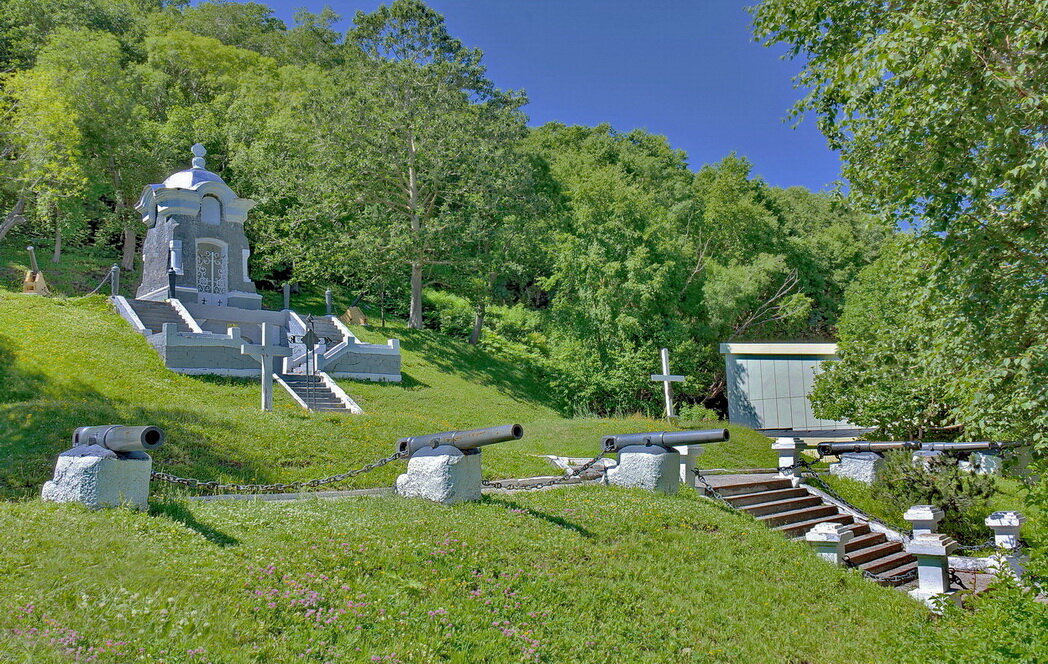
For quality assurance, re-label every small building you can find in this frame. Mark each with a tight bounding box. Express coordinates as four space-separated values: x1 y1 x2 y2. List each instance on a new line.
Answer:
719 342 851 432
112 144 402 411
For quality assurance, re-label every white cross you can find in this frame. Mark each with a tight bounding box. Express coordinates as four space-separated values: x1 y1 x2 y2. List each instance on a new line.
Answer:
651 347 685 419
240 322 292 411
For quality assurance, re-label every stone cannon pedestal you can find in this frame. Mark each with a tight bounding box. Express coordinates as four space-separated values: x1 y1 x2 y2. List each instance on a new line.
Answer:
605 445 680 494
829 452 884 484
42 445 153 510
395 446 482 505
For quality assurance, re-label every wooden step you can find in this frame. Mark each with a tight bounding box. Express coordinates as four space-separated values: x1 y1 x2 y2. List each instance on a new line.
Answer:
859 550 915 575
870 561 917 587
724 487 809 507
713 478 793 497
844 523 872 538
775 513 854 539
844 541 903 566
757 504 839 528
845 531 887 553
737 495 823 518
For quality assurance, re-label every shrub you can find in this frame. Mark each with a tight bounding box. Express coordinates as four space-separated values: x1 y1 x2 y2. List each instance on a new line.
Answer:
678 403 719 424
871 450 997 542
422 289 474 339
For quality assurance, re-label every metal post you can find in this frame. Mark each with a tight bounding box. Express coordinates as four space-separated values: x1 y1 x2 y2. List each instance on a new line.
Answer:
282 283 291 310
110 264 120 296
260 323 274 411
325 289 333 315
26 246 39 274
661 348 674 418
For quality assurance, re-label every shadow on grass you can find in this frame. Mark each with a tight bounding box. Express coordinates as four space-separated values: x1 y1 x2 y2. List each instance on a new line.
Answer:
485 496 593 538
150 500 240 547
394 327 559 411
0 381 290 500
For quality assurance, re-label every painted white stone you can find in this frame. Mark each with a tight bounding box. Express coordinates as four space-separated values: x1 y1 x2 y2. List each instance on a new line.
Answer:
806 522 854 565
673 444 704 485
395 446 481 505
911 450 942 469
904 505 944 536
829 452 884 484
985 511 1025 550
960 451 1003 475
606 446 680 494
772 437 805 485
41 450 152 510
906 532 958 608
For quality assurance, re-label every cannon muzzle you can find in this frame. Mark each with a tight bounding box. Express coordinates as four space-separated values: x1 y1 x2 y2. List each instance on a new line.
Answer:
602 428 729 453
73 425 165 453
397 424 524 457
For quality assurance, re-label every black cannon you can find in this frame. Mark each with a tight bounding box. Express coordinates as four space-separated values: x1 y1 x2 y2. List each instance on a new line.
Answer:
397 424 524 457
73 425 165 453
817 440 1023 456
602 428 729 453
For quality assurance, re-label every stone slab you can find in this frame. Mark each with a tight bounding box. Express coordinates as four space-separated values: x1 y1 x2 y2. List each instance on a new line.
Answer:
605 446 680 494
42 452 152 510
395 446 482 505
829 452 884 484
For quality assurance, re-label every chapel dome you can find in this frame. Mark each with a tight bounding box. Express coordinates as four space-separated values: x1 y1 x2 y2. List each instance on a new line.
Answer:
161 143 225 190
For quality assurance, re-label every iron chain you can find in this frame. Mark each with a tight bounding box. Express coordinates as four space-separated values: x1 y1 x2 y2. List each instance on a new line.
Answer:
150 450 407 494
693 468 727 503
481 452 608 492
81 270 113 296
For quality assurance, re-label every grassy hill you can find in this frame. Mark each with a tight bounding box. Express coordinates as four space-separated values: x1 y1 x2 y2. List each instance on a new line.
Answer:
0 292 776 498
1 246 1040 663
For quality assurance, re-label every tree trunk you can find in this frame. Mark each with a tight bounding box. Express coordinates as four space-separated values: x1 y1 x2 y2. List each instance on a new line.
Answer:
0 197 28 242
121 225 136 271
409 261 423 329
406 132 424 329
469 300 485 345
52 222 61 263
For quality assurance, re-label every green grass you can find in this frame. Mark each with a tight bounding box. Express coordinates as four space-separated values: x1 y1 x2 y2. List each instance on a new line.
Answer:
0 487 934 664
0 289 774 499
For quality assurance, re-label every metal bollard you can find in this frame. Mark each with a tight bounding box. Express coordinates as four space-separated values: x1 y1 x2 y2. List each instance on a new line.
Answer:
110 264 120 296
282 283 291 310
325 289 333 315
395 425 524 504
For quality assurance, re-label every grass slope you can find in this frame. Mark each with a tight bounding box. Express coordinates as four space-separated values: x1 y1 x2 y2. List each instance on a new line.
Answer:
0 487 933 663
0 292 773 498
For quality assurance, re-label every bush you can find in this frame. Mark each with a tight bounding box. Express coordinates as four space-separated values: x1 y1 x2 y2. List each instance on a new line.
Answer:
678 403 719 424
871 450 997 542
422 289 474 339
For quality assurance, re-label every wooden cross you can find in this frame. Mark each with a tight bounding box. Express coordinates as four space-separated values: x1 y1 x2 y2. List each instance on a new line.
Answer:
651 347 685 419
240 322 292 411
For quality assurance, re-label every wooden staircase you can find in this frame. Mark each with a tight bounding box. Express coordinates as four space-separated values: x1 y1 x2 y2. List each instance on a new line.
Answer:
711 477 917 586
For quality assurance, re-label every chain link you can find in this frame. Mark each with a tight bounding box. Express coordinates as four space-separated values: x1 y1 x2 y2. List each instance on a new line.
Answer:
692 468 727 503
150 451 406 494
481 452 608 492
81 270 114 297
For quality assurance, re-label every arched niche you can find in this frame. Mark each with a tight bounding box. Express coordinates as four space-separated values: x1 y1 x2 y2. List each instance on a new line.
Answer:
200 195 223 225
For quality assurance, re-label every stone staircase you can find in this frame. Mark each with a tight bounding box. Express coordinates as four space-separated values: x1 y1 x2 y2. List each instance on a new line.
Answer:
311 317 344 346
711 476 917 586
275 373 354 412
127 299 192 334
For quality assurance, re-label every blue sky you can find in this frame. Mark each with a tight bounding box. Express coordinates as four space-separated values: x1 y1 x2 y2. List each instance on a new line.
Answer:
235 0 842 191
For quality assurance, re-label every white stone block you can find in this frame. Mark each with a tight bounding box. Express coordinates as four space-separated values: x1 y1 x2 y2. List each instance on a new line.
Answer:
904 505 944 536
968 451 1003 475
772 437 805 485
606 446 680 494
395 446 482 505
985 510 1025 550
906 532 957 608
806 522 854 565
829 452 884 484
673 444 704 485
41 450 152 510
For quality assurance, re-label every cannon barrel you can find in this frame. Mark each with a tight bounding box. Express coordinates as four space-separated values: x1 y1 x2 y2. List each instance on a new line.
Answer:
73 425 165 453
817 440 1023 456
397 424 524 457
602 428 730 453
